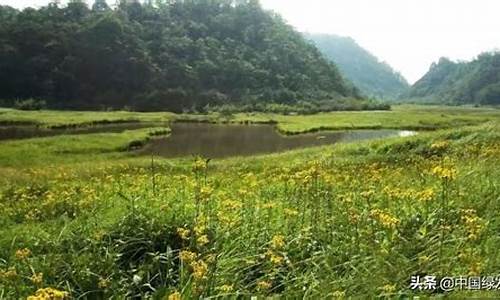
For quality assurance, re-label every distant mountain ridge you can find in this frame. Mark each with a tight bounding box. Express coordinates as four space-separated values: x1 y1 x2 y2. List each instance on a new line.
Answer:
404 52 500 105
305 33 409 100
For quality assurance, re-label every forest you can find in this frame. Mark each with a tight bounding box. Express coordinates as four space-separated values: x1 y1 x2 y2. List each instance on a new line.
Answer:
404 52 500 105
0 0 370 112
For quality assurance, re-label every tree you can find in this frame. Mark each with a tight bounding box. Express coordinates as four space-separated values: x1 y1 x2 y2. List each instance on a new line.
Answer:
65 0 90 20
92 0 110 12
0 0 364 111
405 51 500 104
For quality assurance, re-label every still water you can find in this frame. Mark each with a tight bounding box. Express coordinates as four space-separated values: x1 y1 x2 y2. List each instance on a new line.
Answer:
142 123 414 158
0 122 164 141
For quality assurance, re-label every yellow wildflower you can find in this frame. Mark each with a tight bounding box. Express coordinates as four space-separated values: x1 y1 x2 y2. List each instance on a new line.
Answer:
417 188 435 202
190 260 208 280
27 287 69 300
261 202 277 209
431 165 457 181
0 267 17 280
267 250 284 265
461 209 485 240
332 290 346 298
194 223 206 236
30 272 43 285
256 280 272 290
284 208 299 217
238 188 250 197
194 215 208 235
430 141 450 151
348 209 360 224
418 255 431 265
270 235 285 249
196 235 209 247
370 209 400 229
222 199 242 210
469 261 483 276
176 228 191 240
380 284 396 294
205 254 216 264
98 277 110 289
167 291 181 300
15 248 31 260
179 250 197 263
192 157 209 173
199 186 213 201
216 284 234 293
360 189 375 199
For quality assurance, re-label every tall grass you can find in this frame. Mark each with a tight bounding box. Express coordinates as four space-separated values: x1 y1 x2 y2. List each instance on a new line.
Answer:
0 122 499 298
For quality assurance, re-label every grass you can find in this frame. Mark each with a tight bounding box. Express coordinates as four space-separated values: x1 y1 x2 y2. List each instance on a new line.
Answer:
1 104 499 133
0 108 174 127
233 105 500 134
0 127 169 168
0 106 499 298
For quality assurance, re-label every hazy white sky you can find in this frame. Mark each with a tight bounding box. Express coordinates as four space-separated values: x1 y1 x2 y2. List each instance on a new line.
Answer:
2 0 500 83
260 0 500 83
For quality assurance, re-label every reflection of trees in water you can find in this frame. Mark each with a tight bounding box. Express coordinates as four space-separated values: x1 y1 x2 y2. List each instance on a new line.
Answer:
0 123 156 141
146 123 403 158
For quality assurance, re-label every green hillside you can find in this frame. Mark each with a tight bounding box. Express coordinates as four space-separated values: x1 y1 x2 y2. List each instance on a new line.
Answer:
305 33 409 100
0 0 363 112
405 52 500 105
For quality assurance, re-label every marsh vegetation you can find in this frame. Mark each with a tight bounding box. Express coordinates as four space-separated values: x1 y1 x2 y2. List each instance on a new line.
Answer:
0 105 499 298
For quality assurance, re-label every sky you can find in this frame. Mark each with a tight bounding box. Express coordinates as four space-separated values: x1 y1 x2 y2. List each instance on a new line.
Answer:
2 0 500 83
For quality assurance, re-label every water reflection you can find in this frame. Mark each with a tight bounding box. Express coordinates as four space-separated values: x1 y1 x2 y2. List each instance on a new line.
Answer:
143 123 413 158
0 123 163 141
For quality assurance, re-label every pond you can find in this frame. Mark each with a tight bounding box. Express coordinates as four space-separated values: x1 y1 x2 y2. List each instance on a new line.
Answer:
141 123 415 158
0 122 165 141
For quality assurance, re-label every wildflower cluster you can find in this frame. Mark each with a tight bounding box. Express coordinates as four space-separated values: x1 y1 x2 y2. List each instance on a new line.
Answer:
167 291 182 300
27 287 69 300
292 161 322 186
1 120 498 298
430 140 450 152
215 284 234 293
370 209 400 229
431 165 457 181
382 186 435 202
15 248 32 260
416 188 435 202
176 227 190 240
30 272 43 285
461 209 485 241
458 248 484 275
192 157 209 173
256 280 272 291
0 267 18 281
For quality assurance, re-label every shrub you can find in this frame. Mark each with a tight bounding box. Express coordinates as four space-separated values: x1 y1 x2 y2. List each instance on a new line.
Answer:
13 99 46 110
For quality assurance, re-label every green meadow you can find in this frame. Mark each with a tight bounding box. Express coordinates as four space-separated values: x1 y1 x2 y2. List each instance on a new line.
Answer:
0 105 497 131
0 105 499 299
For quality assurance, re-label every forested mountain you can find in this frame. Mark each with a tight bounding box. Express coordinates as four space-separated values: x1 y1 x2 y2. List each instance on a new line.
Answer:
404 52 500 105
0 0 364 112
305 33 409 100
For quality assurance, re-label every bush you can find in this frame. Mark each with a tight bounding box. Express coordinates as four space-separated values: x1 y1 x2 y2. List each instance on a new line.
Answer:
205 99 391 115
13 99 46 110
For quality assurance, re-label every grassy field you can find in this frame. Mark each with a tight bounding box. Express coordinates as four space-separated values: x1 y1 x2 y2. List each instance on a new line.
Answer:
0 127 169 168
0 108 174 127
1 105 498 133
0 106 499 299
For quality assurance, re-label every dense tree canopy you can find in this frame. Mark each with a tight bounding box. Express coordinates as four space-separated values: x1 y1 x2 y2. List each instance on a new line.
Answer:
404 52 500 105
0 0 362 112
305 33 409 100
